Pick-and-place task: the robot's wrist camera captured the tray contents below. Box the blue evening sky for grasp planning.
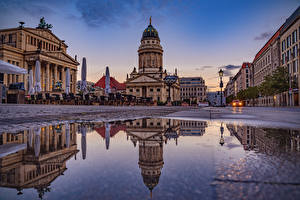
[0,0,298,90]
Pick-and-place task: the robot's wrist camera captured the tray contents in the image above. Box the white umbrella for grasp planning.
[105,123,111,150]
[65,123,70,148]
[0,60,27,74]
[28,128,33,148]
[80,124,87,160]
[65,68,70,95]
[81,57,87,94]
[105,66,111,95]
[34,127,41,157]
[28,70,35,95]
[34,60,41,93]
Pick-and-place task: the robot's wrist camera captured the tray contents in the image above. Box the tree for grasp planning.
[244,86,259,106]
[259,67,289,96]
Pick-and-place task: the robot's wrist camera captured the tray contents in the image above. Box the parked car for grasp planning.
[231,100,243,107]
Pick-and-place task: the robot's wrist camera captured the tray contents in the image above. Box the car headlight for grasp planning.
[239,102,242,106]
[233,103,236,106]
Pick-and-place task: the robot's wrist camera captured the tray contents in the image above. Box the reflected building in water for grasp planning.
[0,123,78,198]
[126,118,179,197]
[226,124,300,153]
[180,120,207,136]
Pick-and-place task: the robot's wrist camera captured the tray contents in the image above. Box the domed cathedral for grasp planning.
[125,17,180,103]
[125,118,180,196]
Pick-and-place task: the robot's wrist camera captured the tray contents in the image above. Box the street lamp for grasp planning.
[218,69,224,107]
[219,122,224,146]
[164,75,177,106]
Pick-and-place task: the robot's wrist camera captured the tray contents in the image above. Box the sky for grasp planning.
[0,0,299,91]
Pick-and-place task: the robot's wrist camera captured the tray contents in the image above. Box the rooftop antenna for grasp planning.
[150,16,152,25]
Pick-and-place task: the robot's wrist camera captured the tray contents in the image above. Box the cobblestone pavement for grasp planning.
[1,105,300,133]
[0,104,192,133]
[167,106,300,128]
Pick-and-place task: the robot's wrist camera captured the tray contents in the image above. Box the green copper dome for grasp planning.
[142,23,159,40]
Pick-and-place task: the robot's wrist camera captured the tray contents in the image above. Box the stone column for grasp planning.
[46,62,50,91]
[54,64,57,85]
[24,62,28,91]
[9,74,13,84]
[62,67,66,91]
[73,69,77,94]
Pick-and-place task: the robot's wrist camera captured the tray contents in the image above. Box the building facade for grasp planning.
[0,123,78,197]
[225,62,252,99]
[253,27,282,87]
[179,77,207,103]
[0,19,79,94]
[125,18,180,103]
[280,6,300,106]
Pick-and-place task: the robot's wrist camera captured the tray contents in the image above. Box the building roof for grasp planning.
[253,26,283,63]
[142,19,159,40]
[94,76,126,90]
[241,62,251,68]
[95,124,126,138]
[280,6,300,35]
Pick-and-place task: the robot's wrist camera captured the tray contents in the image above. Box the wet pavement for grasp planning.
[0,118,299,200]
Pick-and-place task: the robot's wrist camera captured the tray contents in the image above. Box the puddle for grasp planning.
[0,118,299,200]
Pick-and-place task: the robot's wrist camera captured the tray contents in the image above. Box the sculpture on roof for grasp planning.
[37,17,53,29]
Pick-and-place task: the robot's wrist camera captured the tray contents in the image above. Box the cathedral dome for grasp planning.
[142,18,159,40]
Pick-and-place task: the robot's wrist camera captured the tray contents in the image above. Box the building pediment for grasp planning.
[25,28,62,45]
[45,51,79,65]
[127,131,162,140]
[127,74,160,83]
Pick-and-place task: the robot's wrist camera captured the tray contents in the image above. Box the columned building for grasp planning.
[0,123,78,197]
[0,19,79,94]
[125,18,180,102]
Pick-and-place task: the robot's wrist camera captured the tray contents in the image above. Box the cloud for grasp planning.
[0,0,64,17]
[195,66,213,71]
[219,64,241,77]
[75,0,184,28]
[254,31,273,41]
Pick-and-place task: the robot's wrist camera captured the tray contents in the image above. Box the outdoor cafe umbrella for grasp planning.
[28,70,35,95]
[28,128,33,148]
[81,57,87,94]
[34,127,41,157]
[65,68,70,95]
[105,123,111,150]
[34,60,41,93]
[0,60,27,74]
[80,124,87,160]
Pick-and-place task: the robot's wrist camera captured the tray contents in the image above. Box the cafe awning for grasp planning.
[0,60,27,74]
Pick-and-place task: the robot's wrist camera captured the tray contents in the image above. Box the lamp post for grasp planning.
[219,122,224,146]
[164,75,177,106]
[218,69,224,107]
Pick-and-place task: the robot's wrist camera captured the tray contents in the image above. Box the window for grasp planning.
[34,38,36,46]
[8,34,12,43]
[157,88,160,92]
[136,88,140,92]
[0,73,3,84]
[150,88,153,92]
[129,89,133,92]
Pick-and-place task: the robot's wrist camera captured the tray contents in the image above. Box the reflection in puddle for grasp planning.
[0,119,299,199]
